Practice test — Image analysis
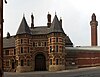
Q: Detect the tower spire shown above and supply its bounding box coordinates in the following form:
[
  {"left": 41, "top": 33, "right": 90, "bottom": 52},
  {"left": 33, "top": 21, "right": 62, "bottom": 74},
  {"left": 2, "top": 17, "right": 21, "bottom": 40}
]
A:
[
  {"left": 91, "top": 13, "right": 96, "bottom": 21},
  {"left": 23, "top": 13, "right": 25, "bottom": 17}
]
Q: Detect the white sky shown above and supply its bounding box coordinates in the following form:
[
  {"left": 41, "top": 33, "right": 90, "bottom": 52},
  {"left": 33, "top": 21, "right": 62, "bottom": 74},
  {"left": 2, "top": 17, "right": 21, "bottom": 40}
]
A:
[{"left": 3, "top": 0, "right": 100, "bottom": 46}]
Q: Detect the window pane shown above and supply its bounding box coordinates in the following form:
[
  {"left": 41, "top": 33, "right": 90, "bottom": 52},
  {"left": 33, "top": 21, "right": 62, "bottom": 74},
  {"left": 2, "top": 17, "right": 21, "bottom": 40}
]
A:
[
  {"left": 28, "top": 47, "right": 29, "bottom": 53},
  {"left": 56, "top": 37, "right": 58, "bottom": 42},
  {"left": 21, "top": 39, "right": 23, "bottom": 44},
  {"left": 21, "top": 60, "right": 24, "bottom": 66},
  {"left": 33, "top": 42, "right": 35, "bottom": 46},
  {"left": 50, "top": 59, "right": 52, "bottom": 65},
  {"left": 21, "top": 47, "right": 23, "bottom": 53},
  {"left": 56, "top": 45, "right": 58, "bottom": 52},
  {"left": 44, "top": 42, "right": 47, "bottom": 46},
  {"left": 50, "top": 46, "right": 52, "bottom": 53},
  {"left": 56, "top": 59, "right": 58, "bottom": 65},
  {"left": 5, "top": 50, "right": 9, "bottom": 55},
  {"left": 38, "top": 42, "right": 41, "bottom": 46},
  {"left": 6, "top": 61, "right": 9, "bottom": 66},
  {"left": 50, "top": 38, "right": 52, "bottom": 43},
  {"left": 27, "top": 60, "right": 30, "bottom": 66}
]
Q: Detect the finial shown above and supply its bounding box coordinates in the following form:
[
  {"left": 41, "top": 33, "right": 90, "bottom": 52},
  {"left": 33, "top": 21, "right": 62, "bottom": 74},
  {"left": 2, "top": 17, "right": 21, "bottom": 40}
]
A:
[
  {"left": 31, "top": 13, "right": 34, "bottom": 18},
  {"left": 55, "top": 11, "right": 57, "bottom": 15},
  {"left": 5, "top": 0, "right": 7, "bottom": 4},
  {"left": 31, "top": 12, "right": 34, "bottom": 16},
  {"left": 23, "top": 13, "right": 25, "bottom": 17},
  {"left": 60, "top": 17, "right": 62, "bottom": 20},
  {"left": 92, "top": 13, "right": 96, "bottom": 21},
  {"left": 47, "top": 12, "right": 51, "bottom": 16}
]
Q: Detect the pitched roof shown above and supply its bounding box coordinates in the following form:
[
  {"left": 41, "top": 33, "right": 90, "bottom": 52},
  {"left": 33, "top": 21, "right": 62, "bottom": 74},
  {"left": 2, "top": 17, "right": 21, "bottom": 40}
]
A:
[
  {"left": 66, "top": 46, "right": 100, "bottom": 52},
  {"left": 16, "top": 16, "right": 31, "bottom": 35},
  {"left": 49, "top": 15, "right": 64, "bottom": 33},
  {"left": 3, "top": 36, "right": 15, "bottom": 48},
  {"left": 65, "top": 36, "right": 73, "bottom": 47},
  {"left": 30, "top": 26, "right": 50, "bottom": 35}
]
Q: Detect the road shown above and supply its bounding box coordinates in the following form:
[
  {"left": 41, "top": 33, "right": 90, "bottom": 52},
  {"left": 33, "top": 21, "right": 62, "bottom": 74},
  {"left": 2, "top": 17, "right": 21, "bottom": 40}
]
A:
[{"left": 4, "top": 67, "right": 100, "bottom": 77}]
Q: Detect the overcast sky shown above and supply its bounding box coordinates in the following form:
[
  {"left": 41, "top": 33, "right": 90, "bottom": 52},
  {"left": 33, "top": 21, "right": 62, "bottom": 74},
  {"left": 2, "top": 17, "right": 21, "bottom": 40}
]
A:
[{"left": 3, "top": 0, "right": 100, "bottom": 46}]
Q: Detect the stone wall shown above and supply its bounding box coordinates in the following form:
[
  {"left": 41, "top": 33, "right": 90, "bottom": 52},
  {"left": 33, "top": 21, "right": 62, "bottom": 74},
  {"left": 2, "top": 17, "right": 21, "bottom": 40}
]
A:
[
  {"left": 49, "top": 65, "right": 65, "bottom": 71},
  {"left": 16, "top": 66, "right": 33, "bottom": 72}
]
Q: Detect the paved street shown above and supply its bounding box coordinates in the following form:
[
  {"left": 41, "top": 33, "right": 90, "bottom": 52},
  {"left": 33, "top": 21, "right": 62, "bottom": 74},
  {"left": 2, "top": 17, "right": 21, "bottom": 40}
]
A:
[{"left": 4, "top": 67, "right": 100, "bottom": 77}]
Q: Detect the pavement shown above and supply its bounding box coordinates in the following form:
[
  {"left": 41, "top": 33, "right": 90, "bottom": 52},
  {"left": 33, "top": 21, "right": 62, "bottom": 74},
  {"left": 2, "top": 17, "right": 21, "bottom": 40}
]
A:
[{"left": 4, "top": 66, "right": 100, "bottom": 77}]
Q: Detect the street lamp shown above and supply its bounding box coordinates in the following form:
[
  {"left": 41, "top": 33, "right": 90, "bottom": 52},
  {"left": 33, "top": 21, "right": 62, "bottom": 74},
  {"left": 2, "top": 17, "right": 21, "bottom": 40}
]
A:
[{"left": 0, "top": 0, "right": 7, "bottom": 77}]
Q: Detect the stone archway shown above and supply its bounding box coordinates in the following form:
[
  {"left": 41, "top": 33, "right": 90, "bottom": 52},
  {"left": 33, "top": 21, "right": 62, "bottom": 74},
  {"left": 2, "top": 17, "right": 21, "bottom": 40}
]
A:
[{"left": 35, "top": 53, "right": 46, "bottom": 71}]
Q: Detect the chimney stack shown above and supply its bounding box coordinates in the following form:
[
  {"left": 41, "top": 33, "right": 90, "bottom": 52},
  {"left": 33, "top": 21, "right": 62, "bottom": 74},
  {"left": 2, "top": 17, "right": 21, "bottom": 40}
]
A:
[
  {"left": 60, "top": 17, "right": 62, "bottom": 26},
  {"left": 47, "top": 12, "right": 51, "bottom": 27},
  {"left": 31, "top": 13, "right": 34, "bottom": 28},
  {"left": 90, "top": 13, "right": 98, "bottom": 46}
]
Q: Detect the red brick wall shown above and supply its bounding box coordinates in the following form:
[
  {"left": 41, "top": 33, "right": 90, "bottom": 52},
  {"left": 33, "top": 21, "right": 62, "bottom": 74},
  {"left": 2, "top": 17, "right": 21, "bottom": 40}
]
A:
[{"left": 76, "top": 51, "right": 100, "bottom": 67}]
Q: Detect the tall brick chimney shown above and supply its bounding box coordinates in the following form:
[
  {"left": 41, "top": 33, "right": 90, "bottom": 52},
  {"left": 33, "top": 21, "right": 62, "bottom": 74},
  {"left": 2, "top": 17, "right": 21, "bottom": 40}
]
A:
[
  {"left": 90, "top": 13, "right": 98, "bottom": 46},
  {"left": 47, "top": 12, "right": 51, "bottom": 27},
  {"left": 31, "top": 13, "right": 34, "bottom": 28}
]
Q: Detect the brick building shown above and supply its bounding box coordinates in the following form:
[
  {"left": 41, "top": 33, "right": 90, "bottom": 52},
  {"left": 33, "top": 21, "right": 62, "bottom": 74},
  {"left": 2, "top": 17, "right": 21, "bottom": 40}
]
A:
[
  {"left": 3, "top": 13, "right": 100, "bottom": 72},
  {"left": 3, "top": 13, "right": 73, "bottom": 72}
]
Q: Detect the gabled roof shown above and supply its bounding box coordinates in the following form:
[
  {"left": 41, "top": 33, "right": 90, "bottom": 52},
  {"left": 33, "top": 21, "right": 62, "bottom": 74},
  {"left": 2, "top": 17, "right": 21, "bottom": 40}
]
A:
[
  {"left": 49, "top": 15, "right": 64, "bottom": 33},
  {"left": 30, "top": 26, "right": 49, "bottom": 35},
  {"left": 3, "top": 36, "right": 15, "bottom": 48},
  {"left": 16, "top": 16, "right": 31, "bottom": 35}
]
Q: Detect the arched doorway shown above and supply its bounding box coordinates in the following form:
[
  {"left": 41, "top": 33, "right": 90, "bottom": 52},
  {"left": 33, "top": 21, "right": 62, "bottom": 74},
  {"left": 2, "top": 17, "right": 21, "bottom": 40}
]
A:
[{"left": 35, "top": 53, "right": 46, "bottom": 71}]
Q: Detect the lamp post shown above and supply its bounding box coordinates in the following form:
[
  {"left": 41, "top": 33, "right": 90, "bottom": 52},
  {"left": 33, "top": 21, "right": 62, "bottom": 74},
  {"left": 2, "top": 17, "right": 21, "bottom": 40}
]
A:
[{"left": 0, "top": 0, "right": 7, "bottom": 77}]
